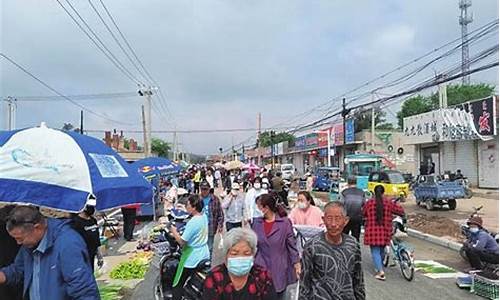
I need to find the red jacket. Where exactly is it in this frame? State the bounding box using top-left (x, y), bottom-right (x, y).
top-left (123, 204), bottom-right (140, 210)
top-left (363, 197), bottom-right (404, 246)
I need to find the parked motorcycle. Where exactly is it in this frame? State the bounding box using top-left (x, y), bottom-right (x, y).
top-left (153, 207), bottom-right (210, 300)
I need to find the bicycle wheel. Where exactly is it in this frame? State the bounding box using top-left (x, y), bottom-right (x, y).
top-left (399, 249), bottom-right (414, 281)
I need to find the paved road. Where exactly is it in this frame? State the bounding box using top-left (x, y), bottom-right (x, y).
top-left (129, 232), bottom-right (480, 300)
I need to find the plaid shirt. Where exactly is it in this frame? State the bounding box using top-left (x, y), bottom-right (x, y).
top-left (202, 194), bottom-right (224, 238)
top-left (362, 197), bottom-right (404, 246)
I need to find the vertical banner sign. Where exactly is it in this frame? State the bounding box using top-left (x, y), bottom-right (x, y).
top-left (345, 119), bottom-right (355, 144)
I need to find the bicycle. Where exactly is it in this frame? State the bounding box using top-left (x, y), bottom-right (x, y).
top-left (383, 215), bottom-right (415, 281)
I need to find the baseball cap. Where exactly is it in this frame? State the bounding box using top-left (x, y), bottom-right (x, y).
top-left (467, 216), bottom-right (483, 227)
top-left (231, 182), bottom-right (240, 190)
top-left (200, 181), bottom-right (210, 190)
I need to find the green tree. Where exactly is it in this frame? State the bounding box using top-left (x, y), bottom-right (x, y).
top-left (258, 131), bottom-right (294, 147)
top-left (396, 83), bottom-right (495, 128)
top-left (353, 108), bottom-right (394, 132)
top-left (396, 95), bottom-right (434, 128)
top-left (151, 137), bottom-right (171, 158)
top-left (124, 138), bottom-right (130, 150)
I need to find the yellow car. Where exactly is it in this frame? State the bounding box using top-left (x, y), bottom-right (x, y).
top-left (368, 170), bottom-right (409, 200)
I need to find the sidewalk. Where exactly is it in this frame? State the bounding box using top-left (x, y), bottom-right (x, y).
top-left (403, 194), bottom-right (499, 239)
top-left (471, 187), bottom-right (499, 200)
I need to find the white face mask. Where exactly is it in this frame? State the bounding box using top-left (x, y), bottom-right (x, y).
top-left (231, 190), bottom-right (238, 196)
top-left (262, 183), bottom-right (269, 189)
top-left (254, 183), bottom-right (261, 189)
top-left (297, 202), bottom-right (308, 209)
top-left (470, 227), bottom-right (480, 234)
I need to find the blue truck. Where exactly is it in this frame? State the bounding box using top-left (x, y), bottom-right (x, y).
top-left (413, 175), bottom-right (466, 210)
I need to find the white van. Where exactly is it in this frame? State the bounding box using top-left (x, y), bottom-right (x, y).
top-left (280, 164), bottom-right (295, 180)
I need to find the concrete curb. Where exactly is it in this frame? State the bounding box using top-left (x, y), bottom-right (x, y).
top-left (407, 228), bottom-right (462, 252)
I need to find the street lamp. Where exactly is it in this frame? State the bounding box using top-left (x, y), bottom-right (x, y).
top-left (314, 129), bottom-right (332, 167)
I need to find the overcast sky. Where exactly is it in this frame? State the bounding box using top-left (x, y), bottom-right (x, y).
top-left (1, 0), bottom-right (498, 155)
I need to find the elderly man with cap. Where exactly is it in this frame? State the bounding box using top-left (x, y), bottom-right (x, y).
top-left (221, 182), bottom-right (247, 231)
top-left (199, 180), bottom-right (224, 256)
top-left (463, 216), bottom-right (499, 270)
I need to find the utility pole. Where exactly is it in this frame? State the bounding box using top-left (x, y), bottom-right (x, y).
top-left (271, 130), bottom-right (275, 169)
top-left (459, 0), bottom-right (473, 85)
top-left (371, 94), bottom-right (375, 150)
top-left (173, 131), bottom-right (177, 161)
top-left (138, 86), bottom-right (153, 156)
top-left (141, 105), bottom-right (149, 155)
top-left (438, 74), bottom-right (448, 108)
top-left (80, 110), bottom-right (84, 134)
top-left (257, 112), bottom-right (262, 166)
top-left (5, 97), bottom-right (16, 130)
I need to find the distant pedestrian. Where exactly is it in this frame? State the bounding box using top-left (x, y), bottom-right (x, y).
top-left (193, 169), bottom-right (202, 193)
top-left (72, 199), bottom-right (103, 272)
top-left (419, 162), bottom-right (427, 175)
top-left (200, 181), bottom-right (224, 256)
top-left (245, 177), bottom-right (268, 223)
top-left (121, 204), bottom-right (139, 241)
top-left (300, 201), bottom-right (365, 300)
top-left (429, 162), bottom-right (436, 175)
top-left (252, 193), bottom-right (300, 300)
top-left (0, 206), bottom-right (100, 299)
top-left (306, 173), bottom-right (314, 192)
top-left (221, 182), bottom-right (246, 231)
top-left (289, 191), bottom-right (323, 227)
top-left (341, 176), bottom-right (366, 242)
top-left (363, 185), bottom-right (404, 281)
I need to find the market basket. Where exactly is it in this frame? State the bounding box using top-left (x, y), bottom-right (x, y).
top-left (471, 272), bottom-right (499, 300)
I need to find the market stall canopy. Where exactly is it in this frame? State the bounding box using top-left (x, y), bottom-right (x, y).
top-left (224, 160), bottom-right (244, 170)
top-left (131, 157), bottom-right (181, 177)
top-left (0, 123), bottom-right (153, 212)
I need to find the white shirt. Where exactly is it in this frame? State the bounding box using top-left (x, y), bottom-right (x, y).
top-left (206, 175), bottom-right (214, 188)
top-left (244, 188), bottom-right (268, 220)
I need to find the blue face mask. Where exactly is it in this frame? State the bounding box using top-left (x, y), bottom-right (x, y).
top-left (227, 256), bottom-right (254, 276)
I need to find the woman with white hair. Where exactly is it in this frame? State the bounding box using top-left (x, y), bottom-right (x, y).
top-left (202, 228), bottom-right (277, 300)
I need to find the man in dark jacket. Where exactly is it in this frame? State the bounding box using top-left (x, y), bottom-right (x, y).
top-left (199, 181), bottom-right (224, 256)
top-left (340, 177), bottom-right (366, 242)
top-left (0, 206), bottom-right (100, 300)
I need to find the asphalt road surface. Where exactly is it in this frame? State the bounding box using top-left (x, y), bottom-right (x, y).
top-left (128, 231), bottom-right (481, 300)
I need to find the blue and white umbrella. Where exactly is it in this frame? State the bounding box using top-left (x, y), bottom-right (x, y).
top-left (0, 123), bottom-right (153, 212)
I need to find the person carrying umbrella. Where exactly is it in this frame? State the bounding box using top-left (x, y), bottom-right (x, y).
top-left (0, 206), bottom-right (100, 299)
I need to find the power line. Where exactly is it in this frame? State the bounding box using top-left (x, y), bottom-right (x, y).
top-left (9, 91), bottom-right (139, 101)
top-left (86, 126), bottom-right (295, 134)
top-left (54, 0), bottom-right (143, 85)
top-left (1, 53), bottom-right (134, 125)
top-left (97, 0), bottom-right (176, 125)
top-left (87, 0), bottom-right (151, 84)
top-left (290, 60), bottom-right (498, 133)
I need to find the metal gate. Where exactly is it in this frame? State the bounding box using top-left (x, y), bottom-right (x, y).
top-left (478, 138), bottom-right (499, 188)
top-left (441, 141), bottom-right (478, 186)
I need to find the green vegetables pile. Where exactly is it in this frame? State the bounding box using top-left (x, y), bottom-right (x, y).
top-left (109, 259), bottom-right (148, 280)
top-left (99, 284), bottom-right (122, 300)
top-left (415, 262), bottom-right (455, 274)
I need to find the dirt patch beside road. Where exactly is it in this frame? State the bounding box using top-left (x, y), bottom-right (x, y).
top-left (407, 213), bottom-right (464, 242)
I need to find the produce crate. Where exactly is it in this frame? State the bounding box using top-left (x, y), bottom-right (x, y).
top-left (471, 272), bottom-right (499, 300)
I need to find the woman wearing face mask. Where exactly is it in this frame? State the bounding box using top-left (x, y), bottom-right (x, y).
top-left (202, 228), bottom-right (276, 299)
top-left (71, 199), bottom-right (103, 272)
top-left (169, 195), bottom-right (210, 300)
top-left (289, 191), bottom-right (324, 227)
top-left (252, 193), bottom-right (300, 300)
top-left (245, 177), bottom-right (268, 224)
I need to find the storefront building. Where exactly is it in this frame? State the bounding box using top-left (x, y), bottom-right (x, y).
top-left (403, 96), bottom-right (498, 188)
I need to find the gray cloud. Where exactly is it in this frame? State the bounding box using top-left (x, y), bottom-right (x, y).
top-left (1, 0), bottom-right (498, 154)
